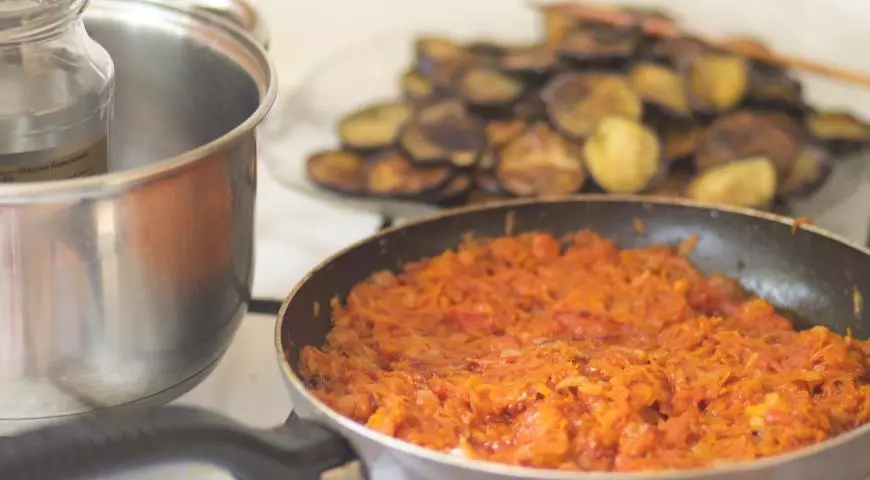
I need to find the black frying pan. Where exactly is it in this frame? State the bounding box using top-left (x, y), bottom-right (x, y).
top-left (4, 196), bottom-right (870, 480)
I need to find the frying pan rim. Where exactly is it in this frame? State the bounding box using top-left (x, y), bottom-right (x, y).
top-left (274, 194), bottom-right (870, 479)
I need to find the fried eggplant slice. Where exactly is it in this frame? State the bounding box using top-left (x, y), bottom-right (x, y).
top-left (650, 171), bottom-right (691, 198)
top-left (414, 35), bottom-right (473, 91)
top-left (474, 167), bottom-right (507, 195)
top-left (621, 6), bottom-right (676, 22)
top-left (306, 150), bottom-right (367, 195)
top-left (415, 35), bottom-right (467, 68)
top-left (457, 67), bottom-right (525, 111)
top-left (806, 111), bottom-right (870, 155)
top-left (583, 116), bottom-right (663, 194)
top-left (401, 69), bottom-right (437, 103)
top-left (486, 119), bottom-right (527, 149)
top-left (662, 123), bottom-right (701, 164)
top-left (431, 57), bottom-right (474, 91)
top-left (778, 146), bottom-right (832, 198)
top-left (648, 36), bottom-right (710, 71)
top-left (738, 49), bottom-right (806, 115)
top-left (540, 5), bottom-right (583, 47)
top-left (475, 149), bottom-right (509, 196)
top-left (500, 44), bottom-right (557, 81)
top-left (365, 151), bottom-right (453, 197)
top-left (686, 156), bottom-right (778, 209)
top-left (717, 36), bottom-right (803, 111)
top-left (543, 72), bottom-right (643, 140)
top-left (430, 173), bottom-right (474, 205)
top-left (746, 68), bottom-right (804, 114)
top-left (556, 25), bottom-right (641, 68)
top-left (417, 97), bottom-right (467, 121)
top-left (695, 111), bottom-right (801, 175)
top-left (478, 148), bottom-right (498, 171)
top-left (496, 123), bottom-right (587, 197)
top-left (467, 40), bottom-right (508, 65)
top-left (337, 100), bottom-right (413, 152)
top-left (686, 53), bottom-right (749, 114)
top-left (513, 91), bottom-right (548, 121)
top-left (399, 99), bottom-right (486, 168)
top-left (759, 111), bottom-right (808, 146)
top-left (467, 190), bottom-right (509, 206)
top-left (629, 62), bottom-right (692, 120)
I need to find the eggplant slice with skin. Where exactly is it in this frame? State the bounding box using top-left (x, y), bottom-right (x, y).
top-left (477, 147), bottom-right (498, 171)
top-left (544, 72), bottom-right (643, 140)
top-left (556, 25), bottom-right (641, 69)
top-left (486, 119), bottom-right (527, 148)
top-left (496, 123), bottom-right (587, 197)
top-left (687, 156), bottom-right (778, 209)
top-left (338, 100), bottom-right (414, 153)
top-left (695, 111), bottom-right (802, 175)
top-left (513, 91), bottom-right (549, 121)
top-left (540, 4), bottom-right (582, 47)
top-left (650, 171), bottom-right (692, 198)
top-left (686, 53), bottom-right (749, 115)
top-left (430, 173), bottom-right (475, 205)
top-left (745, 65), bottom-right (805, 115)
top-left (401, 69), bottom-right (438, 103)
top-left (306, 150), bottom-right (368, 195)
top-left (399, 99), bottom-right (486, 168)
top-left (457, 67), bottom-right (525, 112)
top-left (474, 148), bottom-right (509, 196)
top-left (583, 116), bottom-right (663, 194)
top-left (662, 123), bottom-right (702, 165)
top-left (807, 111), bottom-right (870, 155)
top-left (467, 190), bottom-right (510, 206)
top-left (474, 168), bottom-right (508, 196)
top-left (499, 43), bottom-right (557, 82)
top-left (466, 40), bottom-right (508, 66)
top-left (414, 36), bottom-right (474, 91)
top-left (778, 146), bottom-right (833, 198)
top-left (415, 35), bottom-right (468, 71)
top-left (629, 62), bottom-right (692, 120)
top-left (366, 150), bottom-right (453, 198)
top-left (647, 36), bottom-right (710, 71)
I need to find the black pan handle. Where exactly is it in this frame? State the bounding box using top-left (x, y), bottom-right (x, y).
top-left (0, 405), bottom-right (359, 480)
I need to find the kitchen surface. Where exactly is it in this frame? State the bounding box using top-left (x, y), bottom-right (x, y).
top-left (6, 0), bottom-right (870, 478)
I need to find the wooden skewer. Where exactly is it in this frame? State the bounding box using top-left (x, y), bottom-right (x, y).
top-left (537, 2), bottom-right (870, 88)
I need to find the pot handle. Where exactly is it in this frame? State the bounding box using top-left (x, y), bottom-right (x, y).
top-left (0, 405), bottom-right (360, 480)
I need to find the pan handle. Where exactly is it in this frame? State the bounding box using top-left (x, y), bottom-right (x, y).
top-left (0, 405), bottom-right (360, 480)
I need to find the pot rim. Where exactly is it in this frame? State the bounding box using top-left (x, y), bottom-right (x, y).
top-left (274, 194), bottom-right (870, 479)
top-left (0, 0), bottom-right (277, 203)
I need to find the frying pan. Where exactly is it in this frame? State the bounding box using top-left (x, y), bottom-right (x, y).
top-left (3, 195), bottom-right (870, 480)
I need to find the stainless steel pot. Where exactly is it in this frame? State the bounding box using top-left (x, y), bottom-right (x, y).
top-left (160, 0), bottom-right (270, 47)
top-left (0, 0), bottom-right (276, 426)
top-left (3, 197), bottom-right (870, 480)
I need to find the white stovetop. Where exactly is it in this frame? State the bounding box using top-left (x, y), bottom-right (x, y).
top-left (104, 314), bottom-right (290, 479)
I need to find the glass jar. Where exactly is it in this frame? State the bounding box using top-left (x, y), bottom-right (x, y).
top-left (0, 0), bottom-right (115, 182)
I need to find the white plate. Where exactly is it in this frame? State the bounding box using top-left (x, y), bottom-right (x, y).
top-left (260, 0), bottom-right (870, 221)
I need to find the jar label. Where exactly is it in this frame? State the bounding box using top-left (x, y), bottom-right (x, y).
top-left (0, 137), bottom-right (109, 183)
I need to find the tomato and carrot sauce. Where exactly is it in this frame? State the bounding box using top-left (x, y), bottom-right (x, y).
top-left (300, 231), bottom-right (870, 472)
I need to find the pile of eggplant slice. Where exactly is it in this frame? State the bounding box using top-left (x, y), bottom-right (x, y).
top-left (305, 4), bottom-right (870, 211)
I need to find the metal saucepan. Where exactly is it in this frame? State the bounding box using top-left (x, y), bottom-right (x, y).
top-left (158, 0), bottom-right (270, 47)
top-left (0, 0), bottom-right (275, 427)
top-left (3, 196), bottom-right (870, 480)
